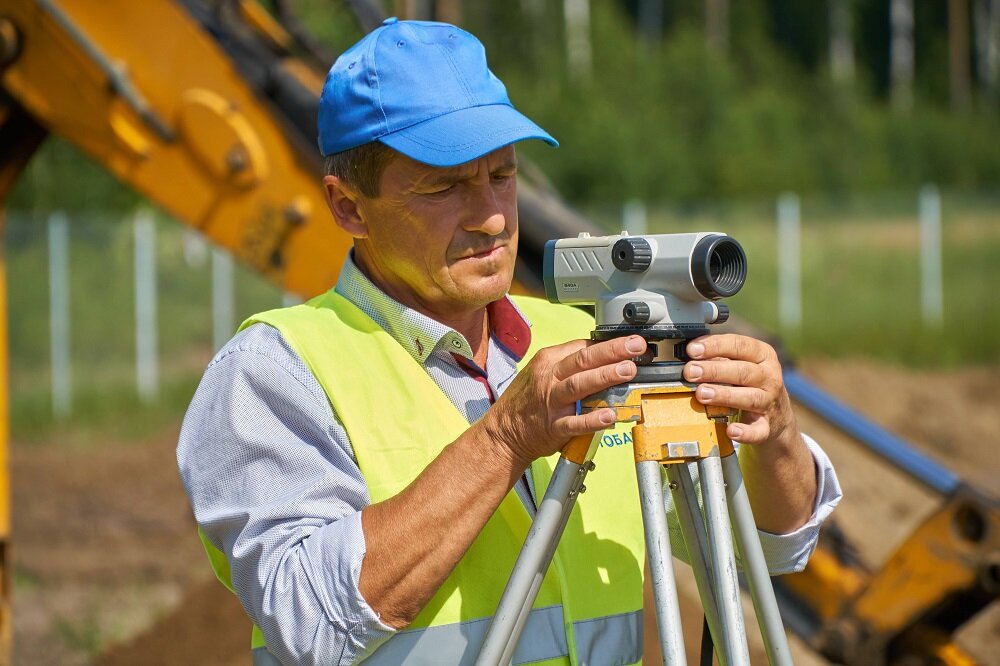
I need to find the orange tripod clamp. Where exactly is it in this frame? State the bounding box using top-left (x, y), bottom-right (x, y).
top-left (561, 382), bottom-right (737, 466)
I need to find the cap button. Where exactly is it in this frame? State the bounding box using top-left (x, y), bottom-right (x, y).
top-left (382, 16), bottom-right (398, 25)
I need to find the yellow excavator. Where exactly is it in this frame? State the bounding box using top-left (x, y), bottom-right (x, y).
top-left (0, 1), bottom-right (995, 664)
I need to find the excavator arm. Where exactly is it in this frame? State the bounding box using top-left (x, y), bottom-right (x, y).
top-left (0, 0), bottom-right (344, 295)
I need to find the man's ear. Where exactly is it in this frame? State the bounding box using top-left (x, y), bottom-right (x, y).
top-left (323, 175), bottom-right (368, 238)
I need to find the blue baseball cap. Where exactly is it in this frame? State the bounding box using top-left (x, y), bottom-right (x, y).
top-left (317, 18), bottom-right (557, 166)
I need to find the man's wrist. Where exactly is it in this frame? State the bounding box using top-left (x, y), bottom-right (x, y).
top-left (762, 392), bottom-right (806, 457)
top-left (743, 424), bottom-right (806, 467)
top-left (473, 412), bottom-right (533, 477)
top-left (772, 421), bottom-right (807, 457)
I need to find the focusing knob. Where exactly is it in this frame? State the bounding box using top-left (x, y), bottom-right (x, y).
top-left (715, 304), bottom-right (730, 324)
top-left (623, 302), bottom-right (651, 325)
top-left (612, 237), bottom-right (652, 272)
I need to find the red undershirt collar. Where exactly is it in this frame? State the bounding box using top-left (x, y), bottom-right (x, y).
top-left (488, 297), bottom-right (531, 361)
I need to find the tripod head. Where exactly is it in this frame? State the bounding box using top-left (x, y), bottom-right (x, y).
top-left (543, 231), bottom-right (748, 380)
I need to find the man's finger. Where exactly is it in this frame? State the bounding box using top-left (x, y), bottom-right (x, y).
top-left (686, 334), bottom-right (772, 365)
top-left (555, 360), bottom-right (637, 404)
top-left (694, 384), bottom-right (770, 413)
top-left (551, 335), bottom-right (645, 381)
top-left (542, 338), bottom-right (591, 364)
top-left (683, 359), bottom-right (767, 389)
top-left (552, 409), bottom-right (617, 439)
top-left (727, 419), bottom-right (770, 444)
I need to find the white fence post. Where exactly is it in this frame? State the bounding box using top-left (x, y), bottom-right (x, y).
top-left (133, 209), bottom-right (159, 402)
top-left (777, 193), bottom-right (802, 331)
top-left (212, 248), bottom-right (234, 351)
top-left (919, 184), bottom-right (944, 327)
top-left (622, 199), bottom-right (648, 235)
top-left (564, 0), bottom-right (592, 81)
top-left (182, 228), bottom-right (208, 268)
top-left (637, 0), bottom-right (664, 44)
top-left (48, 211), bottom-right (71, 418)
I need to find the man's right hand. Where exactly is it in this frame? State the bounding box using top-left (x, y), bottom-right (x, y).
top-left (481, 335), bottom-right (647, 467)
top-left (359, 334), bottom-right (646, 628)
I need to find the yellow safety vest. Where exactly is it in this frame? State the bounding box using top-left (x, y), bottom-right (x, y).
top-left (201, 291), bottom-right (646, 665)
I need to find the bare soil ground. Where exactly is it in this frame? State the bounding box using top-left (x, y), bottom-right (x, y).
top-left (10, 358), bottom-right (1000, 665)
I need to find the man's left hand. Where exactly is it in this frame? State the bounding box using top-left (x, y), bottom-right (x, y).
top-left (681, 333), bottom-right (800, 448)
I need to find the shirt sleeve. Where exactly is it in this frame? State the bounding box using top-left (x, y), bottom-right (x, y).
top-left (663, 433), bottom-right (842, 575)
top-left (176, 324), bottom-right (395, 665)
top-left (750, 433), bottom-right (842, 574)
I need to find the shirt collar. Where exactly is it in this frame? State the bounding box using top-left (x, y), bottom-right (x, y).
top-left (334, 253), bottom-right (532, 365)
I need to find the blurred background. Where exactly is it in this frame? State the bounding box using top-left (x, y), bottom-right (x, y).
top-left (2, 0), bottom-right (998, 664)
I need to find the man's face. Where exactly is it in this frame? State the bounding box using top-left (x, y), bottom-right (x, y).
top-left (351, 146), bottom-right (519, 320)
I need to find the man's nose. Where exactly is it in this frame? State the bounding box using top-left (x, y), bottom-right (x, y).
top-left (464, 180), bottom-right (507, 236)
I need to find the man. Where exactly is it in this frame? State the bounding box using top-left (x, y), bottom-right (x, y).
top-left (178, 18), bottom-right (840, 665)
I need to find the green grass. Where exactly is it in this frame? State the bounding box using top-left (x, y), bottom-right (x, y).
top-left (10, 376), bottom-right (203, 447)
top-left (54, 615), bottom-right (104, 657)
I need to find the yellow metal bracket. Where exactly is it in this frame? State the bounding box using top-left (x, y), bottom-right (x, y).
top-left (578, 382), bottom-right (736, 465)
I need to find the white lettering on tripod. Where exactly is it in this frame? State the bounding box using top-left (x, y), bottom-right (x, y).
top-left (600, 432), bottom-right (633, 448)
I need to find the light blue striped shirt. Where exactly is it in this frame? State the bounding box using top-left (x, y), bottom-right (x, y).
top-left (177, 256), bottom-right (841, 665)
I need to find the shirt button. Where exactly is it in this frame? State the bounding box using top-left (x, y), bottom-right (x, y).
top-left (451, 339), bottom-right (463, 349)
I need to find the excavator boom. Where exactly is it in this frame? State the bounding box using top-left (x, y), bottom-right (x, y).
top-left (0, 0), bottom-right (342, 296)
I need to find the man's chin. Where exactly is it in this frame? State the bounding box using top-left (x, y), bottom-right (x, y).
top-left (454, 274), bottom-right (512, 309)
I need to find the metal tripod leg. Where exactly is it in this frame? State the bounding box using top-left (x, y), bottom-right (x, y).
top-left (478, 380), bottom-right (794, 666)
top-left (669, 444), bottom-right (793, 666)
top-left (699, 449), bottom-right (751, 666)
top-left (636, 460), bottom-right (686, 665)
top-left (476, 453), bottom-right (593, 666)
top-left (721, 452), bottom-right (793, 666)
top-left (666, 463), bottom-right (723, 659)
top-left (492, 460), bottom-right (582, 666)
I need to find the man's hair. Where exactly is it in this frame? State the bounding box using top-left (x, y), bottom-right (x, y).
top-left (324, 141), bottom-right (396, 198)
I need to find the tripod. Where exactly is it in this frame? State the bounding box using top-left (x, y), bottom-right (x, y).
top-left (476, 377), bottom-right (793, 666)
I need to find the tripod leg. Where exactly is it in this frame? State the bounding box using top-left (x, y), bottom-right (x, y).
top-left (721, 453), bottom-right (793, 666)
top-left (666, 464), bottom-right (723, 658)
top-left (636, 460), bottom-right (687, 665)
top-left (699, 452), bottom-right (751, 666)
top-left (494, 467), bottom-right (580, 666)
top-left (476, 455), bottom-right (591, 666)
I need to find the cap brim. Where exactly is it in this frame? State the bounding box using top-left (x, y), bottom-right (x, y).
top-left (379, 104), bottom-right (558, 167)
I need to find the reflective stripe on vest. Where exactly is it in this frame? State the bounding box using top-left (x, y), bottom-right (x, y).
top-left (251, 609), bottom-right (642, 666)
top-left (364, 607), bottom-right (643, 665)
top-left (252, 646), bottom-right (281, 666)
top-left (203, 293), bottom-right (645, 664)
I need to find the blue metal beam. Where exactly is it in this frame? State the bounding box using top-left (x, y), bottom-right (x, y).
top-left (783, 368), bottom-right (961, 496)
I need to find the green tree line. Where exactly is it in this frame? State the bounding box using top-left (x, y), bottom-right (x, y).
top-left (455, 0), bottom-right (1000, 203)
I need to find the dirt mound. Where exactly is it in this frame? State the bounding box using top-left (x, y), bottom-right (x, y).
top-left (796, 358), bottom-right (999, 494)
top-left (10, 429), bottom-right (249, 666)
top-left (10, 358), bottom-right (999, 664)
top-left (95, 580), bottom-right (247, 666)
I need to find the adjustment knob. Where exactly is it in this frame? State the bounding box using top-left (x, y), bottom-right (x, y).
top-left (612, 237), bottom-right (652, 272)
top-left (715, 304), bottom-right (730, 324)
top-left (623, 302), bottom-right (651, 324)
